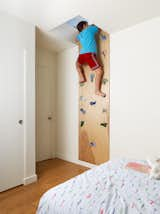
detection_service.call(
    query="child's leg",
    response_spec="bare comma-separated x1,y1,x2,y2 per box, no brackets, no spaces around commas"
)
76,61,86,83
94,67,106,97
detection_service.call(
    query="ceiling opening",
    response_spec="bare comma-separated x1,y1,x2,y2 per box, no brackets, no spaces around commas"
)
50,15,87,44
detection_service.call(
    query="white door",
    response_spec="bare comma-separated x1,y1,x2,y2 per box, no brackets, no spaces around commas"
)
36,66,54,161
0,48,24,192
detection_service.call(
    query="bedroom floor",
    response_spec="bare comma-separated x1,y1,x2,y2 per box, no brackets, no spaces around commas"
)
0,158,88,214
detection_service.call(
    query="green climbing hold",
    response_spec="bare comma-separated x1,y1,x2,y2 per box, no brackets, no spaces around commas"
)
100,123,108,127
80,82,85,87
102,108,107,113
80,121,85,127
102,78,108,85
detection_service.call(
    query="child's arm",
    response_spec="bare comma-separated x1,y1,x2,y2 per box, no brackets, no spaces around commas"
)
75,33,80,44
75,39,79,45
75,34,81,53
75,38,81,53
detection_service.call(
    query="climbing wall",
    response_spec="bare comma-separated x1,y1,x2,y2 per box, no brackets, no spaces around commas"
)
79,30,110,165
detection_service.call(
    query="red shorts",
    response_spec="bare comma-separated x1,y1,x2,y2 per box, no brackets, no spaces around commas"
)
77,53,101,70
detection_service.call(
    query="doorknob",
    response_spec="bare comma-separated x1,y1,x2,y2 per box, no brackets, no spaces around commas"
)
48,117,52,120
18,120,23,125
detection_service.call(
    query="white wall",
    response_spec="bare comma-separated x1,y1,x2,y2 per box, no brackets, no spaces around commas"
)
0,11,36,184
56,47,79,161
56,17,160,163
36,47,57,161
110,17,160,159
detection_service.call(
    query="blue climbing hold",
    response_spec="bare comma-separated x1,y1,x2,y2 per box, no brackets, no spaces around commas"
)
89,142,96,147
100,34,107,40
90,101,96,106
80,96,87,102
80,108,86,114
90,73,95,82
80,96,83,101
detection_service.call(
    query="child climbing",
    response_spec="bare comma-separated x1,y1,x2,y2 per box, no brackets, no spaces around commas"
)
76,21,106,97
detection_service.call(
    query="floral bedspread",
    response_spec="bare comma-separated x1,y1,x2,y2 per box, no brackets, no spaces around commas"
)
37,159,160,214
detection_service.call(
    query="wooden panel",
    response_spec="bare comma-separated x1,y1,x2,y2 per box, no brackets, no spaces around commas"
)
79,30,110,165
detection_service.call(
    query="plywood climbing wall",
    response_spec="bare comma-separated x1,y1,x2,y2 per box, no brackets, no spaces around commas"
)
79,30,110,165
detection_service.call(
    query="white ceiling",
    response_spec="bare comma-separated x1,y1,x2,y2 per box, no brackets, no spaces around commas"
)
1,0,160,51
0,0,160,33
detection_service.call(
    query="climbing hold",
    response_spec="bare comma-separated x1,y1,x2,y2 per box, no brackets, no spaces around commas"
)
102,78,108,85
80,108,86,114
80,96,83,101
90,101,96,106
80,82,85,87
80,96,87,102
90,73,95,82
100,123,108,127
80,121,85,127
102,51,106,57
100,34,107,41
89,142,96,147
102,108,107,113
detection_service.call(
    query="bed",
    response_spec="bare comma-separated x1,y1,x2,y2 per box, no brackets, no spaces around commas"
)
37,159,160,214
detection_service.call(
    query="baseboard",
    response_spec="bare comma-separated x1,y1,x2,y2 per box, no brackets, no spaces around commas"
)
23,174,37,185
36,153,56,162
77,159,96,168
55,153,96,168
52,153,56,158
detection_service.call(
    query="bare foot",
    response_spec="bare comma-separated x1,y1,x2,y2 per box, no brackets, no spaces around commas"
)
79,78,86,83
95,91,106,97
